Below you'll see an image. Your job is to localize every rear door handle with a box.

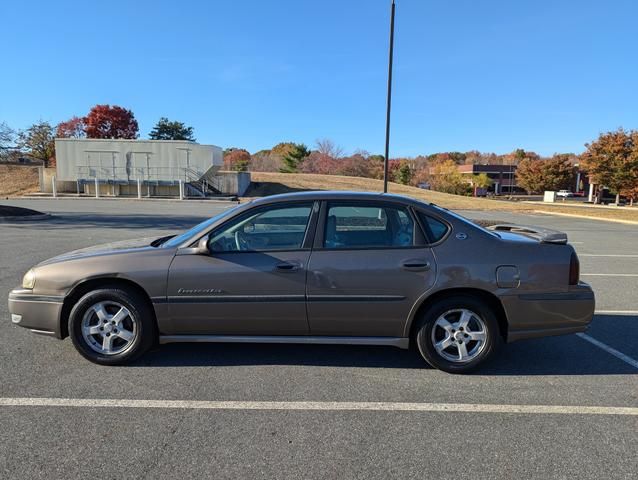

[402,260,431,271]
[275,262,301,272]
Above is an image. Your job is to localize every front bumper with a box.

[8,289,65,338]
[502,283,595,342]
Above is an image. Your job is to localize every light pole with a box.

[383,0,396,193]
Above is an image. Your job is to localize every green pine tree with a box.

[280,143,310,173]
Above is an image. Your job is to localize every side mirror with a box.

[195,236,211,255]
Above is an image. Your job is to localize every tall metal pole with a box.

[383,0,396,193]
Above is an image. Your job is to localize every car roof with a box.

[247,190,430,207]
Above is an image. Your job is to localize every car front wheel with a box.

[68,287,155,365]
[415,296,501,373]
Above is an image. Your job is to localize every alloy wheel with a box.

[81,301,137,355]
[430,308,487,363]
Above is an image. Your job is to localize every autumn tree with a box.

[471,173,492,195]
[149,117,195,141]
[394,161,413,185]
[620,184,638,206]
[17,121,56,167]
[337,153,380,178]
[516,156,575,194]
[428,159,469,195]
[300,152,337,175]
[280,143,310,173]
[271,142,296,157]
[367,154,386,180]
[513,148,526,162]
[223,148,251,172]
[84,104,139,139]
[581,128,638,204]
[56,116,86,138]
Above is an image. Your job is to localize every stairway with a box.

[183,166,223,196]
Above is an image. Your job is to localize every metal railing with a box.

[75,165,225,197]
[76,165,201,183]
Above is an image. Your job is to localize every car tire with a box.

[68,286,156,365]
[414,295,501,374]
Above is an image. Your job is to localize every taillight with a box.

[569,252,580,285]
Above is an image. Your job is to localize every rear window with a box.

[417,212,449,243]
[429,204,501,238]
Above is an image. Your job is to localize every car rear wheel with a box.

[68,287,155,365]
[415,296,501,373]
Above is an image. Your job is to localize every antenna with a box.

[383,0,396,193]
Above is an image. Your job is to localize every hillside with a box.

[246,172,527,211]
[0,165,40,197]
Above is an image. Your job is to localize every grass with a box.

[0,165,40,197]
[246,172,529,211]
[247,172,638,223]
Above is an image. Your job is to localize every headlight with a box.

[22,269,36,289]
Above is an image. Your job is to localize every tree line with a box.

[224,131,637,204]
[2,105,636,204]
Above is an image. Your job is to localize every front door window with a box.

[209,203,313,252]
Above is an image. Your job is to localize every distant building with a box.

[427,163,520,194]
[456,164,520,194]
[52,138,238,197]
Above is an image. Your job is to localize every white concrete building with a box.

[52,138,248,197]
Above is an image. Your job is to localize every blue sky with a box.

[1,0,636,157]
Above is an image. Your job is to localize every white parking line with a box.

[581,274,638,277]
[0,397,636,416]
[576,333,638,369]
[579,254,638,257]
[595,310,638,315]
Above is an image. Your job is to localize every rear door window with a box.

[323,203,414,249]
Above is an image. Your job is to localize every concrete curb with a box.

[10,195,240,204]
[533,210,638,225]
[0,213,51,223]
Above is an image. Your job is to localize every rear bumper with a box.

[502,283,595,342]
[8,289,64,338]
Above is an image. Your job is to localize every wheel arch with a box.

[405,287,508,342]
[59,276,156,339]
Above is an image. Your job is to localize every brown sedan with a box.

[8,191,595,373]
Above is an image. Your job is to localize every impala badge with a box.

[178,288,224,295]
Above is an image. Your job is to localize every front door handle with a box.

[402,259,431,271]
[275,262,301,272]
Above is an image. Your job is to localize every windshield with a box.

[161,205,243,248]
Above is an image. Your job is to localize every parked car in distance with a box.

[556,190,574,198]
[8,191,595,373]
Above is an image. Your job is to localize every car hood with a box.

[38,237,162,266]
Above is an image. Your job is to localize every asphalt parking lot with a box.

[1,198,637,479]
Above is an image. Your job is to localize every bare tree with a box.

[0,121,15,148]
[0,122,16,161]
[315,138,344,160]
